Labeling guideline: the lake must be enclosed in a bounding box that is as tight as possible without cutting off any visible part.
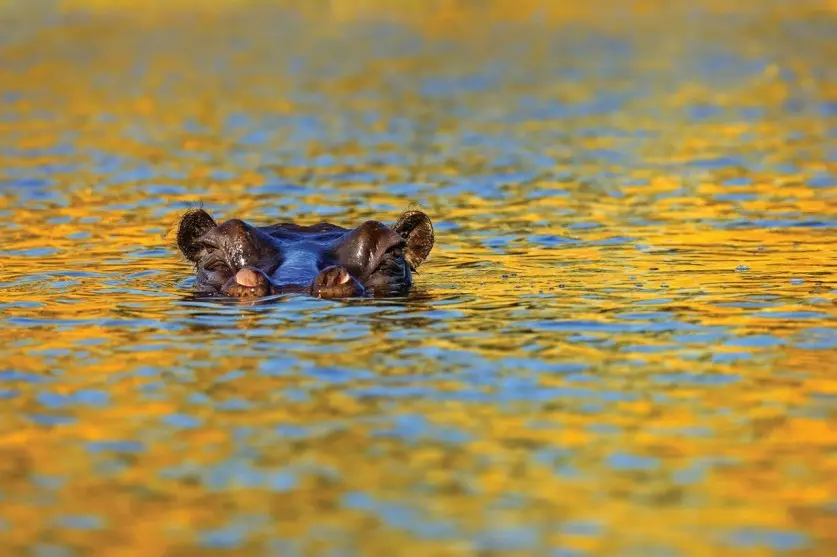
[1,0,836,554]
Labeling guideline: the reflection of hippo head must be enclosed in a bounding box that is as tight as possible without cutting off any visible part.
[177,209,434,298]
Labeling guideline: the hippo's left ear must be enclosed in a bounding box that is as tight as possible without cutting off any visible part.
[177,209,217,261]
[393,210,434,270]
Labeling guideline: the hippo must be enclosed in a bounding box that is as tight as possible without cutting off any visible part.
[177,208,434,298]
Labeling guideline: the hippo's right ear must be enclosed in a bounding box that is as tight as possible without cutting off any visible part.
[177,209,217,261]
[393,210,434,270]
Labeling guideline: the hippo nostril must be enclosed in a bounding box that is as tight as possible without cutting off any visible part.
[235,268,261,287]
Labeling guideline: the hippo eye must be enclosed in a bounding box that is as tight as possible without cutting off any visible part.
[204,259,229,273]
[383,242,404,257]
[373,245,406,275]
[200,238,218,249]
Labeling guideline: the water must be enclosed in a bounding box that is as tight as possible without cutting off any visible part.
[1,1,836,554]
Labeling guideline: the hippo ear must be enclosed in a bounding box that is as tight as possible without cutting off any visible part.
[393,210,434,269]
[177,209,217,261]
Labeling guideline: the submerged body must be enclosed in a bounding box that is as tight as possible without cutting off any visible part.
[177,209,434,298]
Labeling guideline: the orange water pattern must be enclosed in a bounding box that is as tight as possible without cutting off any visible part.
[0,1,836,555]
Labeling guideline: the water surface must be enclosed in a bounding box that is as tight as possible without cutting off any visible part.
[1,1,836,555]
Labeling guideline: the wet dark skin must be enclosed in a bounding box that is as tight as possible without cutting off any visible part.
[177,209,434,298]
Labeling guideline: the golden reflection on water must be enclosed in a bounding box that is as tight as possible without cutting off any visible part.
[1,0,836,555]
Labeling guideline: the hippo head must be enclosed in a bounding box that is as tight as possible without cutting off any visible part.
[177,209,434,298]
